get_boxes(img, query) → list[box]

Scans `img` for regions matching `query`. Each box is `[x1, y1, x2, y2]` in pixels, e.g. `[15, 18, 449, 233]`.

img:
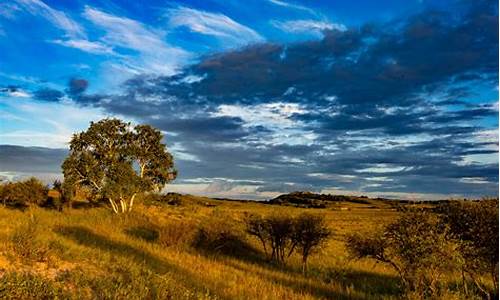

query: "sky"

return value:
[0, 0, 498, 200]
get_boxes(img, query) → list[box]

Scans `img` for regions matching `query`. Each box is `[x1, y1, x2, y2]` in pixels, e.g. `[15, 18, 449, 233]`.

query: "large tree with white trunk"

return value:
[62, 118, 176, 213]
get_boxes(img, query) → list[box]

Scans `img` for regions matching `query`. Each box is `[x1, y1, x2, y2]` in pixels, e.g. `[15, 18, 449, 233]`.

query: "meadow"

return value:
[0, 193, 494, 299]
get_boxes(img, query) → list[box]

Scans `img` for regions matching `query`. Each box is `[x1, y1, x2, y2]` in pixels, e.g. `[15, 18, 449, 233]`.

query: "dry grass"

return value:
[0, 196, 487, 299]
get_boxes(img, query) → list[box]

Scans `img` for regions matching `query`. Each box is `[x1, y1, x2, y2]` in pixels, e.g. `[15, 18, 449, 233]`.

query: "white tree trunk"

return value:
[108, 198, 119, 213]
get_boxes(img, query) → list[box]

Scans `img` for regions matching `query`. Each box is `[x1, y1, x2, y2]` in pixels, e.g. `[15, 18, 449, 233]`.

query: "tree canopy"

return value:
[62, 118, 177, 213]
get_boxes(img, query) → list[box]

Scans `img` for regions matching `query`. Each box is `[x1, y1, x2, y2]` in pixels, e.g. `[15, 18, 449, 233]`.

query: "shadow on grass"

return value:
[223, 259, 364, 300]
[227, 259, 402, 300]
[55, 225, 227, 299]
[56, 226, 171, 274]
[323, 267, 401, 297]
[124, 226, 160, 242]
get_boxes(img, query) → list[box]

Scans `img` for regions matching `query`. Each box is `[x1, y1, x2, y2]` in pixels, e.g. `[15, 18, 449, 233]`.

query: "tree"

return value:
[61, 118, 177, 213]
[246, 214, 295, 264]
[438, 200, 499, 299]
[246, 213, 331, 269]
[346, 211, 458, 297]
[291, 213, 330, 274]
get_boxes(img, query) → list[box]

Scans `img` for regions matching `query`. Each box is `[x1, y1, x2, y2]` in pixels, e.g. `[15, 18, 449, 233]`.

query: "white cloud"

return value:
[459, 177, 490, 184]
[267, 0, 317, 16]
[51, 39, 114, 54]
[212, 102, 316, 146]
[13, 0, 84, 38]
[357, 163, 412, 174]
[0, 96, 108, 148]
[82, 6, 190, 75]
[2, 89, 31, 98]
[272, 19, 346, 37]
[166, 6, 263, 46]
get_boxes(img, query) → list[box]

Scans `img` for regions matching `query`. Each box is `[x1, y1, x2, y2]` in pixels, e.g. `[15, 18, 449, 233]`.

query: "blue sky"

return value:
[0, 0, 498, 200]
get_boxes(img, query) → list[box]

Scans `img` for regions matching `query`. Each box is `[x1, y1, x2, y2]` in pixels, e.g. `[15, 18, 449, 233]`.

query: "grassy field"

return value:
[0, 195, 486, 299]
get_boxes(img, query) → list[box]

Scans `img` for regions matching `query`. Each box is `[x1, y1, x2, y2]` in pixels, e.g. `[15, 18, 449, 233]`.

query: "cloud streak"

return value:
[166, 6, 264, 46]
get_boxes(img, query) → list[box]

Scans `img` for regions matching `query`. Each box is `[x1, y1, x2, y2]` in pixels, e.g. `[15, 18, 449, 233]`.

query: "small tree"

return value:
[246, 214, 295, 264]
[346, 211, 457, 297]
[246, 213, 331, 269]
[438, 199, 499, 298]
[291, 213, 331, 274]
[62, 118, 177, 213]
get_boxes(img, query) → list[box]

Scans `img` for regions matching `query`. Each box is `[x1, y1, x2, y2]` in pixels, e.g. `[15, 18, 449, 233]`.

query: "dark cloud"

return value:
[67, 78, 89, 96]
[0, 145, 66, 173]
[33, 88, 64, 102]
[9, 1, 495, 199]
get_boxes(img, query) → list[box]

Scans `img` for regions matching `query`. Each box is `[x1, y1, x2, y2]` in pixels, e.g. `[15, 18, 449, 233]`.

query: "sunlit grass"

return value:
[0, 196, 489, 299]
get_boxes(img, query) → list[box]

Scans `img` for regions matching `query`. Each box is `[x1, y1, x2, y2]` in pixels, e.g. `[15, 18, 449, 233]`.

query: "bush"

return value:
[438, 199, 499, 298]
[0, 178, 48, 208]
[193, 216, 248, 256]
[143, 192, 183, 206]
[346, 211, 458, 297]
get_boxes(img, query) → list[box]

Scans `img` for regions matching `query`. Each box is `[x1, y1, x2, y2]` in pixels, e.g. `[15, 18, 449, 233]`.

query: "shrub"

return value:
[438, 199, 499, 298]
[0, 178, 48, 208]
[193, 216, 248, 256]
[346, 211, 458, 297]
[143, 192, 183, 206]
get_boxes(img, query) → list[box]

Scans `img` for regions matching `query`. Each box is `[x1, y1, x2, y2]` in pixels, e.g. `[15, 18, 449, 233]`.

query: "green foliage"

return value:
[291, 214, 331, 274]
[246, 213, 331, 267]
[62, 118, 177, 213]
[438, 199, 499, 298]
[346, 211, 458, 297]
[0, 177, 48, 208]
[246, 213, 295, 264]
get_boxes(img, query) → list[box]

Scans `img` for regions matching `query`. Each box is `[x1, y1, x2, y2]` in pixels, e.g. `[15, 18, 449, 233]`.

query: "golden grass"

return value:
[0, 197, 484, 299]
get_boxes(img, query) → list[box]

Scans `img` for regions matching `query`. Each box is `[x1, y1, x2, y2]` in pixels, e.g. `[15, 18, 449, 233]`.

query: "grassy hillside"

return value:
[0, 194, 488, 299]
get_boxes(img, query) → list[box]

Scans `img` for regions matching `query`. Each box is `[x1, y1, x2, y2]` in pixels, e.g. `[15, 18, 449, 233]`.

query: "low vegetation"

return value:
[0, 190, 496, 299]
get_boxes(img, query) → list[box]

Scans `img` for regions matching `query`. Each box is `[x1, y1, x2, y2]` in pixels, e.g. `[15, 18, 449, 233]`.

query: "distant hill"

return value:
[266, 191, 410, 209]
